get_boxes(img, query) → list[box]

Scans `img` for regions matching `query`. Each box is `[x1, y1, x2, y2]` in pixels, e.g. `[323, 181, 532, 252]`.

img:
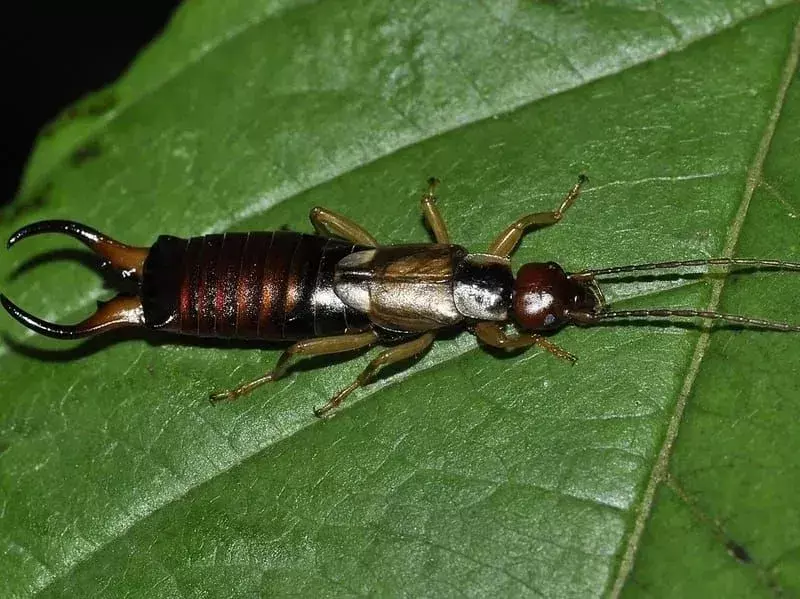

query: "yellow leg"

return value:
[314, 332, 436, 417]
[474, 322, 576, 363]
[487, 175, 587, 258]
[309, 206, 379, 247]
[420, 177, 451, 244]
[210, 331, 379, 403]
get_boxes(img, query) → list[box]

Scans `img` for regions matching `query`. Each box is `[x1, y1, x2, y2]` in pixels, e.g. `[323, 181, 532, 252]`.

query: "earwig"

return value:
[4, 176, 800, 417]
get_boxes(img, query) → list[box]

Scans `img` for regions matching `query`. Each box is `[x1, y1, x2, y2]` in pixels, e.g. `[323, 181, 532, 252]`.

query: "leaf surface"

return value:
[1, 2, 799, 597]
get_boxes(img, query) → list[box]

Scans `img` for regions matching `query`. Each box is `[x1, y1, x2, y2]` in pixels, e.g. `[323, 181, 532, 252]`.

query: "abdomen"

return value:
[141, 231, 370, 340]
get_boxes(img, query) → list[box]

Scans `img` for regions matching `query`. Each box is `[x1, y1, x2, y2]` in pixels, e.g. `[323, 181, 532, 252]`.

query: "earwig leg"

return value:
[474, 322, 577, 363]
[487, 175, 588, 258]
[314, 332, 436, 418]
[209, 331, 379, 404]
[309, 207, 379, 247]
[421, 177, 450, 244]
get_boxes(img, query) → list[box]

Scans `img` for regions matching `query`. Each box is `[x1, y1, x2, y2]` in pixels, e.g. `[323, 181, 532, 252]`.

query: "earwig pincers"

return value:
[4, 176, 800, 417]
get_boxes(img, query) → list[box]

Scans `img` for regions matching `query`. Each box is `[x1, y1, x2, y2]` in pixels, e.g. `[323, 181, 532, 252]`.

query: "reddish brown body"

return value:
[4, 176, 800, 417]
[143, 232, 369, 340]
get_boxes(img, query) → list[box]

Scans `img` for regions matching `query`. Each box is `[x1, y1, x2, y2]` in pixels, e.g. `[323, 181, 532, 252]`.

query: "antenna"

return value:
[574, 257, 800, 278]
[569, 257, 800, 331]
[573, 308, 800, 332]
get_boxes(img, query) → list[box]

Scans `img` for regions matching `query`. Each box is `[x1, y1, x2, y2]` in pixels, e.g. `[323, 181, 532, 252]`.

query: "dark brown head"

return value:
[512, 262, 602, 331]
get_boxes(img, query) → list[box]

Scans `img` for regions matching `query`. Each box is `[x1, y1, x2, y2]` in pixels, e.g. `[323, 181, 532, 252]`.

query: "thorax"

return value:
[333, 244, 514, 333]
[333, 244, 465, 332]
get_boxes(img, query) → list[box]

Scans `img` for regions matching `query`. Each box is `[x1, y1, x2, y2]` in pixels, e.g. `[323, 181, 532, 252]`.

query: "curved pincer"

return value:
[2, 220, 150, 338]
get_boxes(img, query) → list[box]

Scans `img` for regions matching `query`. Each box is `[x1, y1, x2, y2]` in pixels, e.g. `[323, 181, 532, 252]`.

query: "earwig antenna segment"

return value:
[3, 178, 800, 417]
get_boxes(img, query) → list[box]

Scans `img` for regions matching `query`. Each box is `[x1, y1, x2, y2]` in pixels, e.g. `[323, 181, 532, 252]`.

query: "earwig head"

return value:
[512, 262, 603, 331]
[2, 220, 149, 339]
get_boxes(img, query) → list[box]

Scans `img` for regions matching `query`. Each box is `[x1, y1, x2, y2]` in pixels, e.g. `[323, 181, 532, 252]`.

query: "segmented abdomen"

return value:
[141, 231, 370, 339]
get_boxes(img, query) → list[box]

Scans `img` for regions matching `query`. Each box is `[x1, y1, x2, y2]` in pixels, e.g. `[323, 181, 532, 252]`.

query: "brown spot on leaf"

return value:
[70, 139, 103, 166]
[85, 90, 119, 116]
[40, 90, 119, 137]
[0, 182, 51, 224]
[726, 541, 753, 564]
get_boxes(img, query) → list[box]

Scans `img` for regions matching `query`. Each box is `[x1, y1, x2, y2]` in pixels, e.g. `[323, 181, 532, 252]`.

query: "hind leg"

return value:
[210, 331, 380, 403]
[310, 206, 378, 246]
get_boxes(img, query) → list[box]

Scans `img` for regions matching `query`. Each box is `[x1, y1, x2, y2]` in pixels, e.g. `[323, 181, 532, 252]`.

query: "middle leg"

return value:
[314, 332, 436, 417]
[420, 177, 451, 244]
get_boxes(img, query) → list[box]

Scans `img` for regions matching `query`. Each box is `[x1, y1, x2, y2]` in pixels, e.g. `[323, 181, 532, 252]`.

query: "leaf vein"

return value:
[608, 14, 800, 598]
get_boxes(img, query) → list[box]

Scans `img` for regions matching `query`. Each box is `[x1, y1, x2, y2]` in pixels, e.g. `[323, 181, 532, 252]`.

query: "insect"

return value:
[4, 176, 800, 417]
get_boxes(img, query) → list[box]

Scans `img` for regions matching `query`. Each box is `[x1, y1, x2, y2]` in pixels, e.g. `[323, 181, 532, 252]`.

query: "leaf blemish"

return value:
[0, 182, 50, 224]
[64, 89, 119, 121]
[84, 90, 119, 117]
[725, 540, 753, 564]
[70, 139, 104, 167]
[667, 474, 761, 569]
[41, 90, 120, 137]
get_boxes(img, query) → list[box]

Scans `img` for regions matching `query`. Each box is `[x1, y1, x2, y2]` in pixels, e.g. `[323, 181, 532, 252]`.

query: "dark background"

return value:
[1, 3, 183, 206]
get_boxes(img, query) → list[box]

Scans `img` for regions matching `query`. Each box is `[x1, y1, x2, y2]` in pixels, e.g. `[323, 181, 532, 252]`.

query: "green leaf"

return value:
[2, 2, 799, 597]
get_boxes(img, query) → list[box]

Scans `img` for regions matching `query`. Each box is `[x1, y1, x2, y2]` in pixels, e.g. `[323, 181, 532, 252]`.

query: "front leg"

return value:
[488, 175, 587, 259]
[474, 322, 576, 363]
